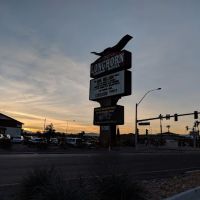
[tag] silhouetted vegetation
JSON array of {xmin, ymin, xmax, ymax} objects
[
  {"xmin": 15, "ymin": 167, "xmax": 87, "ymax": 200},
  {"xmin": 44, "ymin": 123, "xmax": 56, "ymax": 142},
  {"xmin": 94, "ymin": 174, "xmax": 147, "ymax": 200},
  {"xmin": 0, "ymin": 137, "xmax": 11, "ymax": 149},
  {"xmin": 15, "ymin": 167, "xmax": 148, "ymax": 200}
]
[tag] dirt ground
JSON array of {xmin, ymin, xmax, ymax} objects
[
  {"xmin": 142, "ymin": 171, "xmax": 200, "ymax": 199},
  {"xmin": 1, "ymin": 172, "xmax": 200, "ymax": 200}
]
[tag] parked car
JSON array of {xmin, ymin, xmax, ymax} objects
[
  {"xmin": 84, "ymin": 141, "xmax": 97, "ymax": 149},
  {"xmin": 11, "ymin": 136, "xmax": 24, "ymax": 143},
  {"xmin": 27, "ymin": 137, "xmax": 47, "ymax": 145},
  {"xmin": 27, "ymin": 137, "xmax": 48, "ymax": 149},
  {"xmin": 29, "ymin": 137, "xmax": 44, "ymax": 144},
  {"xmin": 65, "ymin": 137, "xmax": 82, "ymax": 147},
  {"xmin": 50, "ymin": 138, "xmax": 59, "ymax": 145}
]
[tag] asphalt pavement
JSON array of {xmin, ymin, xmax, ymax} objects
[{"xmin": 1, "ymin": 148, "xmax": 200, "ymax": 187}]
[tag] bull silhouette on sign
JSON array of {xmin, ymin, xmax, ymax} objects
[{"xmin": 91, "ymin": 34, "xmax": 133, "ymax": 57}]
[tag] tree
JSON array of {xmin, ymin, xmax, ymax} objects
[
  {"xmin": 166, "ymin": 125, "xmax": 171, "ymax": 133},
  {"xmin": 44, "ymin": 123, "xmax": 56, "ymax": 142},
  {"xmin": 36, "ymin": 131, "xmax": 42, "ymax": 137},
  {"xmin": 78, "ymin": 131, "xmax": 85, "ymax": 138}
]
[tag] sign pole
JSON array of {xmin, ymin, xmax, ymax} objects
[{"xmin": 99, "ymin": 97, "xmax": 119, "ymax": 148}]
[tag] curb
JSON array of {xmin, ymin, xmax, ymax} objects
[{"xmin": 164, "ymin": 186, "xmax": 200, "ymax": 200}]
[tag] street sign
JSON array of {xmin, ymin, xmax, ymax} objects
[
  {"xmin": 89, "ymin": 70, "xmax": 131, "ymax": 101},
  {"xmin": 90, "ymin": 50, "xmax": 131, "ymax": 78},
  {"xmin": 138, "ymin": 122, "xmax": 150, "ymax": 126},
  {"xmin": 94, "ymin": 105, "xmax": 124, "ymax": 125}
]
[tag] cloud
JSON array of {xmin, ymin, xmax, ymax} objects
[
  {"xmin": 0, "ymin": 44, "xmax": 94, "ymax": 132},
  {"xmin": 1, "ymin": 0, "xmax": 200, "ymax": 134}
]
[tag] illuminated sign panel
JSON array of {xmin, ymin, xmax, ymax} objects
[
  {"xmin": 94, "ymin": 105, "xmax": 124, "ymax": 125},
  {"xmin": 90, "ymin": 50, "xmax": 131, "ymax": 78},
  {"xmin": 89, "ymin": 70, "xmax": 131, "ymax": 101}
]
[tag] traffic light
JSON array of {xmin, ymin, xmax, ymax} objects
[
  {"xmin": 194, "ymin": 111, "xmax": 198, "ymax": 119},
  {"xmin": 174, "ymin": 114, "xmax": 178, "ymax": 121},
  {"xmin": 166, "ymin": 114, "xmax": 170, "ymax": 120}
]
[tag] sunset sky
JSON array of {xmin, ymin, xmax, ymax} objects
[{"xmin": 0, "ymin": 0, "xmax": 200, "ymax": 134}]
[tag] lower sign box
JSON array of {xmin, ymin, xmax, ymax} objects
[{"xmin": 94, "ymin": 105, "xmax": 124, "ymax": 125}]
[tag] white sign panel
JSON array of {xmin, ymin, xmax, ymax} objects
[{"xmin": 89, "ymin": 71, "xmax": 125, "ymax": 100}]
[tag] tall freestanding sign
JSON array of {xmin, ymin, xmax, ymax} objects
[{"xmin": 89, "ymin": 34, "xmax": 133, "ymax": 147}]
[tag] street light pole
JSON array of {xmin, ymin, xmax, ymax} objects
[
  {"xmin": 66, "ymin": 120, "xmax": 75, "ymax": 134},
  {"xmin": 43, "ymin": 118, "xmax": 46, "ymax": 133},
  {"xmin": 66, "ymin": 121, "xmax": 68, "ymax": 134},
  {"xmin": 135, "ymin": 103, "xmax": 138, "ymax": 147},
  {"xmin": 135, "ymin": 88, "xmax": 161, "ymax": 148}
]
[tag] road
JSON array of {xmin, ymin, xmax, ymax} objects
[{"xmin": 0, "ymin": 151, "xmax": 200, "ymax": 186}]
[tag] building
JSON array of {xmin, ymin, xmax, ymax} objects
[{"xmin": 0, "ymin": 113, "xmax": 23, "ymax": 138}]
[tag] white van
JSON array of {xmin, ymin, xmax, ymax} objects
[{"xmin": 65, "ymin": 137, "xmax": 82, "ymax": 147}]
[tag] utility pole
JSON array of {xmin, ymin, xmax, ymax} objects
[{"xmin": 159, "ymin": 114, "xmax": 163, "ymax": 135}]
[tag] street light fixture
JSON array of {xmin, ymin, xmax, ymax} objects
[{"xmin": 135, "ymin": 88, "xmax": 161, "ymax": 148}]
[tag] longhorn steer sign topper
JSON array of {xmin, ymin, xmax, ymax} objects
[
  {"xmin": 91, "ymin": 34, "xmax": 133, "ymax": 57},
  {"xmin": 90, "ymin": 35, "xmax": 133, "ymax": 78}
]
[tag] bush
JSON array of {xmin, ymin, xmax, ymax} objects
[
  {"xmin": 15, "ymin": 167, "xmax": 88, "ymax": 200},
  {"xmin": 0, "ymin": 137, "xmax": 12, "ymax": 149},
  {"xmin": 15, "ymin": 168, "xmax": 147, "ymax": 200},
  {"xmin": 94, "ymin": 174, "xmax": 147, "ymax": 200}
]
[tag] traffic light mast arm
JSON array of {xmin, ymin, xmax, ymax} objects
[
  {"xmin": 138, "ymin": 116, "xmax": 163, "ymax": 122},
  {"xmin": 175, "ymin": 112, "xmax": 198, "ymax": 117},
  {"xmin": 138, "ymin": 112, "xmax": 200, "ymax": 122}
]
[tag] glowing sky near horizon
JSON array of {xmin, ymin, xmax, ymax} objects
[{"xmin": 0, "ymin": 0, "xmax": 200, "ymax": 134}]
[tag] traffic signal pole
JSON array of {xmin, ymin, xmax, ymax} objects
[{"xmin": 159, "ymin": 117, "xmax": 163, "ymax": 135}]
